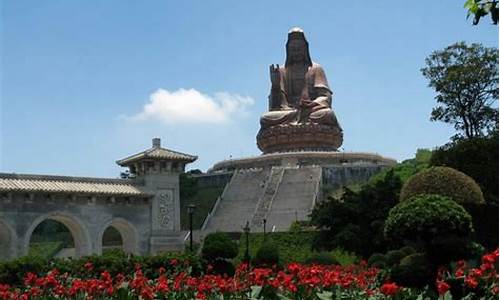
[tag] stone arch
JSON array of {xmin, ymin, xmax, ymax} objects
[
  {"xmin": 97, "ymin": 218, "xmax": 139, "ymax": 255},
  {"xmin": 0, "ymin": 219, "xmax": 17, "ymax": 260},
  {"xmin": 23, "ymin": 212, "xmax": 92, "ymax": 257}
]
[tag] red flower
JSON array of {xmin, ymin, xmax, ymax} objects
[
  {"xmin": 436, "ymin": 280, "xmax": 450, "ymax": 295},
  {"xmin": 465, "ymin": 276, "xmax": 478, "ymax": 289},
  {"xmin": 84, "ymin": 262, "xmax": 93, "ymax": 271},
  {"xmin": 380, "ymin": 282, "xmax": 399, "ymax": 296}
]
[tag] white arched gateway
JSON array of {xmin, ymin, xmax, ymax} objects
[{"xmin": 0, "ymin": 138, "xmax": 197, "ymax": 260}]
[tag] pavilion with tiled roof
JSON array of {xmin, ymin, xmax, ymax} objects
[{"xmin": 116, "ymin": 138, "xmax": 197, "ymax": 176}]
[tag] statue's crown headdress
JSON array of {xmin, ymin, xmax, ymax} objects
[
  {"xmin": 285, "ymin": 27, "xmax": 312, "ymax": 67},
  {"xmin": 288, "ymin": 27, "xmax": 306, "ymax": 41}
]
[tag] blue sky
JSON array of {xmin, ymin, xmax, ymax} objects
[{"xmin": 1, "ymin": 1, "xmax": 498, "ymax": 177}]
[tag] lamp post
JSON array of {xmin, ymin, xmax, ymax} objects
[
  {"xmin": 263, "ymin": 218, "xmax": 267, "ymax": 241},
  {"xmin": 243, "ymin": 221, "xmax": 250, "ymax": 264},
  {"xmin": 187, "ymin": 204, "xmax": 196, "ymax": 252}
]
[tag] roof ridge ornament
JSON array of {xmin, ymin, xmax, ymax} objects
[{"xmin": 152, "ymin": 137, "xmax": 161, "ymax": 148}]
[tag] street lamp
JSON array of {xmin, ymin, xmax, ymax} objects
[
  {"xmin": 187, "ymin": 204, "xmax": 196, "ymax": 252},
  {"xmin": 263, "ymin": 218, "xmax": 267, "ymax": 240},
  {"xmin": 243, "ymin": 221, "xmax": 251, "ymax": 264}
]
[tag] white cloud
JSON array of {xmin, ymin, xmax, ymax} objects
[{"xmin": 128, "ymin": 88, "xmax": 254, "ymax": 124}]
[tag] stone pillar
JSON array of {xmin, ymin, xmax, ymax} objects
[{"xmin": 142, "ymin": 173, "xmax": 184, "ymax": 254}]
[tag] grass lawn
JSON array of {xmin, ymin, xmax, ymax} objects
[{"xmin": 234, "ymin": 231, "xmax": 357, "ymax": 265}]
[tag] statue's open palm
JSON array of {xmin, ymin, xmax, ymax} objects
[{"xmin": 270, "ymin": 64, "xmax": 280, "ymax": 88}]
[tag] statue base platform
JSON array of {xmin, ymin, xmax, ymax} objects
[
  {"xmin": 209, "ymin": 151, "xmax": 396, "ymax": 173},
  {"xmin": 256, "ymin": 123, "xmax": 343, "ymax": 154}
]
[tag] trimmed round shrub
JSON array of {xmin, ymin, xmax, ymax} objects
[
  {"xmin": 368, "ymin": 253, "xmax": 386, "ymax": 268},
  {"xmin": 304, "ymin": 252, "xmax": 339, "ymax": 265},
  {"xmin": 384, "ymin": 194, "xmax": 473, "ymax": 249},
  {"xmin": 400, "ymin": 166, "xmax": 484, "ymax": 204},
  {"xmin": 201, "ymin": 232, "xmax": 238, "ymax": 262},
  {"xmin": 426, "ymin": 236, "xmax": 479, "ymax": 265},
  {"xmin": 385, "ymin": 249, "xmax": 406, "ymax": 267},
  {"xmin": 253, "ymin": 242, "xmax": 280, "ymax": 267},
  {"xmin": 210, "ymin": 259, "xmax": 235, "ymax": 276},
  {"xmin": 390, "ymin": 253, "xmax": 434, "ymax": 288},
  {"xmin": 399, "ymin": 246, "xmax": 416, "ymax": 257}
]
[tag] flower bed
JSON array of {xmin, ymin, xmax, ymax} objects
[{"xmin": 0, "ymin": 249, "xmax": 497, "ymax": 299}]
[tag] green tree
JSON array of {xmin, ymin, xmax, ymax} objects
[
  {"xmin": 430, "ymin": 131, "xmax": 498, "ymax": 203},
  {"xmin": 310, "ymin": 170, "xmax": 402, "ymax": 257},
  {"xmin": 421, "ymin": 42, "xmax": 498, "ymax": 139},
  {"xmin": 464, "ymin": 0, "xmax": 499, "ymax": 25},
  {"xmin": 384, "ymin": 194, "xmax": 475, "ymax": 264}
]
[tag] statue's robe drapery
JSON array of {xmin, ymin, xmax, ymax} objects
[{"xmin": 261, "ymin": 63, "xmax": 341, "ymax": 129}]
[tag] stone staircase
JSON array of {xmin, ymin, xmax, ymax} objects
[
  {"xmin": 202, "ymin": 169, "xmax": 269, "ymax": 232},
  {"xmin": 265, "ymin": 166, "xmax": 322, "ymax": 231},
  {"xmin": 202, "ymin": 166, "xmax": 322, "ymax": 234},
  {"xmin": 250, "ymin": 167, "xmax": 284, "ymax": 230}
]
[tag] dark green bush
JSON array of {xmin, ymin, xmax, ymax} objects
[
  {"xmin": 384, "ymin": 194, "xmax": 474, "ymax": 252},
  {"xmin": 385, "ymin": 249, "xmax": 406, "ymax": 267},
  {"xmin": 253, "ymin": 242, "xmax": 280, "ymax": 267},
  {"xmin": 209, "ymin": 259, "xmax": 235, "ymax": 276},
  {"xmin": 311, "ymin": 169, "xmax": 402, "ymax": 257},
  {"xmin": 201, "ymin": 232, "xmax": 238, "ymax": 262},
  {"xmin": 399, "ymin": 246, "xmax": 416, "ymax": 257},
  {"xmin": 0, "ymin": 256, "xmax": 47, "ymax": 286},
  {"xmin": 367, "ymin": 253, "xmax": 386, "ymax": 267},
  {"xmin": 462, "ymin": 202, "xmax": 499, "ymax": 250},
  {"xmin": 304, "ymin": 252, "xmax": 339, "ymax": 265},
  {"xmin": 390, "ymin": 253, "xmax": 434, "ymax": 288},
  {"xmin": 430, "ymin": 133, "xmax": 498, "ymax": 204},
  {"xmin": 400, "ymin": 166, "xmax": 484, "ymax": 204},
  {"xmin": 426, "ymin": 236, "xmax": 479, "ymax": 265}
]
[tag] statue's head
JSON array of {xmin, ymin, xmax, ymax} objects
[{"xmin": 285, "ymin": 27, "xmax": 312, "ymax": 67}]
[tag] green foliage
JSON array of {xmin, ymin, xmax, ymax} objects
[
  {"xmin": 253, "ymin": 241, "xmax": 280, "ymax": 267},
  {"xmin": 399, "ymin": 246, "xmax": 416, "ymax": 257},
  {"xmin": 311, "ymin": 169, "xmax": 402, "ymax": 256},
  {"xmin": 464, "ymin": 0, "xmax": 499, "ymax": 25},
  {"xmin": 209, "ymin": 259, "xmax": 235, "ymax": 276},
  {"xmin": 421, "ymin": 42, "xmax": 498, "ymax": 139},
  {"xmin": 102, "ymin": 226, "xmax": 122, "ymax": 246},
  {"xmin": 328, "ymin": 248, "xmax": 359, "ymax": 266},
  {"xmin": 288, "ymin": 220, "xmax": 311, "ymax": 232},
  {"xmin": 385, "ymin": 249, "xmax": 407, "ymax": 267},
  {"xmin": 0, "ymin": 255, "xmax": 46, "ymax": 286},
  {"xmin": 201, "ymin": 232, "xmax": 238, "ymax": 262},
  {"xmin": 400, "ymin": 166, "xmax": 484, "ymax": 204},
  {"xmin": 180, "ymin": 186, "xmax": 224, "ymax": 230},
  {"xmin": 462, "ymin": 202, "xmax": 499, "ymax": 250},
  {"xmin": 430, "ymin": 132, "xmax": 498, "ymax": 204},
  {"xmin": 368, "ymin": 160, "xmax": 425, "ymax": 185},
  {"xmin": 179, "ymin": 173, "xmax": 198, "ymax": 199},
  {"xmin": 390, "ymin": 253, "xmax": 434, "ymax": 288},
  {"xmin": 303, "ymin": 252, "xmax": 339, "ymax": 265},
  {"xmin": 235, "ymin": 232, "xmax": 320, "ymax": 264},
  {"xmin": 28, "ymin": 242, "xmax": 64, "ymax": 260},
  {"xmin": 30, "ymin": 219, "xmax": 74, "ymax": 247},
  {"xmin": 367, "ymin": 253, "xmax": 386, "ymax": 268},
  {"xmin": 384, "ymin": 194, "xmax": 474, "ymax": 255}
]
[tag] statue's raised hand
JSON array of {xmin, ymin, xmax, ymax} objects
[{"xmin": 269, "ymin": 64, "xmax": 280, "ymax": 88}]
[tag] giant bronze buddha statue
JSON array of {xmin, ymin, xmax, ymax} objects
[{"xmin": 257, "ymin": 28, "xmax": 343, "ymax": 154}]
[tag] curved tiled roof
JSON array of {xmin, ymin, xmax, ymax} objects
[
  {"xmin": 116, "ymin": 146, "xmax": 197, "ymax": 166},
  {"xmin": 0, "ymin": 173, "xmax": 150, "ymax": 196}
]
